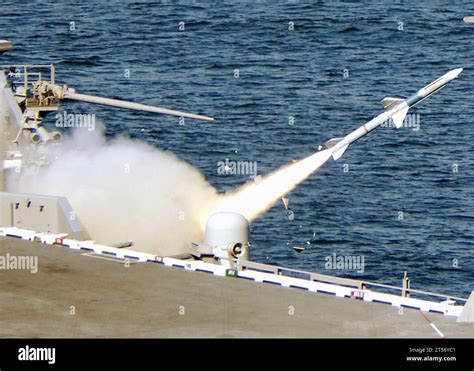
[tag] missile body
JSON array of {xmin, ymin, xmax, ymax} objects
[{"xmin": 326, "ymin": 68, "xmax": 463, "ymax": 160}]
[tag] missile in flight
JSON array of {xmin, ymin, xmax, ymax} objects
[{"xmin": 325, "ymin": 68, "xmax": 463, "ymax": 160}]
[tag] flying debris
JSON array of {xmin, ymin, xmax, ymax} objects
[
  {"xmin": 293, "ymin": 246, "xmax": 305, "ymax": 253},
  {"xmin": 325, "ymin": 68, "xmax": 463, "ymax": 160},
  {"xmin": 307, "ymin": 232, "xmax": 317, "ymax": 245},
  {"xmin": 0, "ymin": 40, "xmax": 12, "ymax": 53}
]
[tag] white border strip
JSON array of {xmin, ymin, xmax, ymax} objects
[{"xmin": 0, "ymin": 226, "xmax": 464, "ymax": 318}]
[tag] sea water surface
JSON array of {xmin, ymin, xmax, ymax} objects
[{"xmin": 1, "ymin": 1, "xmax": 472, "ymax": 297}]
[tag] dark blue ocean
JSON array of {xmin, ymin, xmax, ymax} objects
[{"xmin": 2, "ymin": 1, "xmax": 472, "ymax": 297}]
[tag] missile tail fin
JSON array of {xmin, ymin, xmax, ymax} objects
[
  {"xmin": 392, "ymin": 107, "xmax": 409, "ymax": 129},
  {"xmin": 325, "ymin": 137, "xmax": 344, "ymax": 149},
  {"xmin": 381, "ymin": 97, "xmax": 404, "ymax": 110},
  {"xmin": 326, "ymin": 138, "xmax": 349, "ymax": 160},
  {"xmin": 332, "ymin": 144, "xmax": 349, "ymax": 160}
]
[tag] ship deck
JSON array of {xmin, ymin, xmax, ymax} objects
[{"xmin": 0, "ymin": 236, "xmax": 472, "ymax": 338}]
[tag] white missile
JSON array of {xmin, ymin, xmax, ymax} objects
[{"xmin": 326, "ymin": 68, "xmax": 463, "ymax": 160}]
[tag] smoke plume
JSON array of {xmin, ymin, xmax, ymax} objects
[
  {"xmin": 7, "ymin": 125, "xmax": 219, "ymax": 256},
  {"xmin": 7, "ymin": 124, "xmax": 332, "ymax": 256}
]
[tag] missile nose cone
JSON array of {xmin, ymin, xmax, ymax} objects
[{"xmin": 447, "ymin": 68, "xmax": 463, "ymax": 80}]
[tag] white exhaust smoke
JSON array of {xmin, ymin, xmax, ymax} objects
[
  {"xmin": 7, "ymin": 124, "xmax": 332, "ymax": 256},
  {"xmin": 7, "ymin": 125, "xmax": 218, "ymax": 256}
]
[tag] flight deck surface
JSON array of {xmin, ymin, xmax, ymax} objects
[{"xmin": 0, "ymin": 237, "xmax": 472, "ymax": 338}]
